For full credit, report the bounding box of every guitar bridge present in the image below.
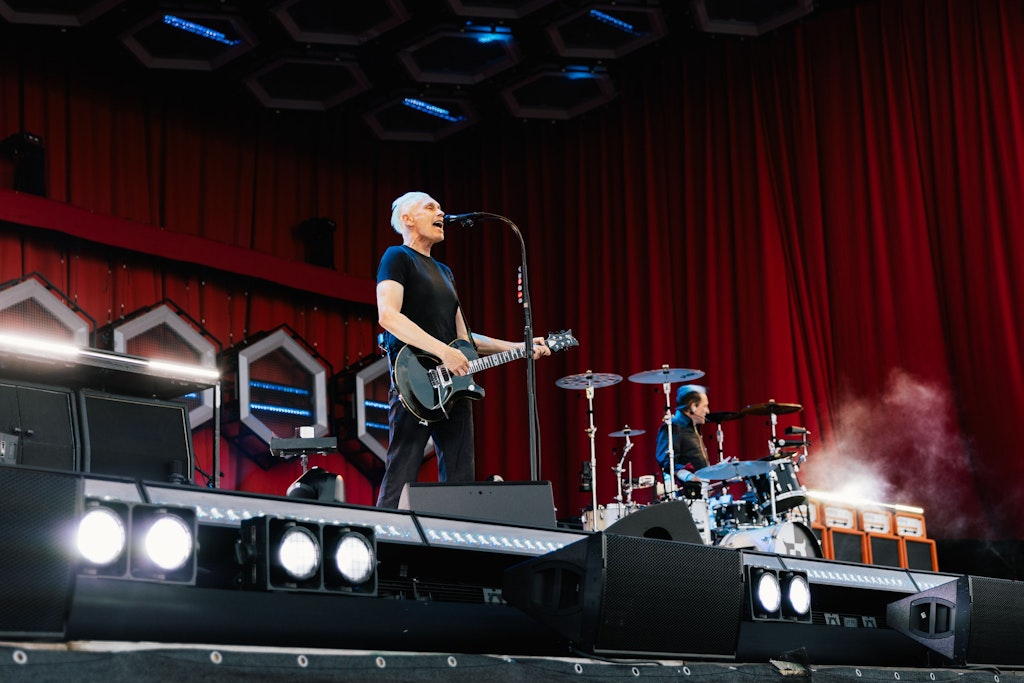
[429,366,454,389]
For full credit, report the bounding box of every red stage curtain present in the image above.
[1,0,1022,539]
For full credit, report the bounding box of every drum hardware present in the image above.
[557,371,622,520]
[705,410,744,464]
[628,365,705,495]
[741,399,802,458]
[608,425,644,508]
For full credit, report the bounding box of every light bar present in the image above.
[163,14,242,46]
[589,9,640,36]
[416,515,587,556]
[807,489,925,515]
[402,98,466,122]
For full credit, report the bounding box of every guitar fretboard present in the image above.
[468,345,526,374]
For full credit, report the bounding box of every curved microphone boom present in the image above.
[443,212,484,226]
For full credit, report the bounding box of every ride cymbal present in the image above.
[694,460,773,480]
[555,371,623,390]
[741,400,803,416]
[628,367,705,384]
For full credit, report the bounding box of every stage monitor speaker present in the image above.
[80,391,194,484]
[503,532,744,658]
[399,481,557,528]
[888,574,1024,666]
[0,465,81,638]
[604,499,702,544]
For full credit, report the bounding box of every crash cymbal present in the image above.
[694,459,773,481]
[609,426,646,438]
[705,411,744,423]
[741,400,803,416]
[555,371,623,390]
[628,366,705,384]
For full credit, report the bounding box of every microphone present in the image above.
[443,212,483,226]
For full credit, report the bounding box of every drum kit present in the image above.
[557,367,821,557]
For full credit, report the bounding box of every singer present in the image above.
[374,191,551,508]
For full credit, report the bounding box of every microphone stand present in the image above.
[459,212,540,480]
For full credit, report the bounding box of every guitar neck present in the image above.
[468,345,526,374]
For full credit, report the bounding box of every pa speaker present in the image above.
[0,465,81,637]
[399,481,557,528]
[604,500,703,544]
[887,574,1024,666]
[504,532,744,658]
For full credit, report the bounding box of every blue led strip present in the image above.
[364,400,389,410]
[250,381,310,396]
[402,98,466,123]
[366,422,389,431]
[164,14,243,46]
[249,403,312,417]
[589,9,640,36]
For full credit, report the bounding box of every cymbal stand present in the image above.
[766,411,780,457]
[611,429,636,507]
[716,422,726,463]
[661,379,677,494]
[584,381,599,518]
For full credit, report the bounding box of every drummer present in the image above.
[655,384,711,487]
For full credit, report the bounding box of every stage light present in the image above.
[163,14,242,46]
[782,572,812,620]
[324,526,377,594]
[141,515,194,572]
[402,97,467,122]
[747,566,813,623]
[278,524,321,582]
[76,501,197,583]
[237,516,377,594]
[750,568,782,618]
[77,505,128,567]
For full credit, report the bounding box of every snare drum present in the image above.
[749,460,807,515]
[582,503,633,532]
[717,521,822,557]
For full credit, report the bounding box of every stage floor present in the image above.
[2,642,1022,683]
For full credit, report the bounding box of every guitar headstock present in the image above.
[545,329,579,353]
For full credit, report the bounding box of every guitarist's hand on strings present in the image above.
[441,346,471,376]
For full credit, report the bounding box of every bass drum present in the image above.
[717,521,822,558]
[582,503,635,532]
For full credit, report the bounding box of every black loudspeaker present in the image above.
[604,500,702,544]
[904,537,938,571]
[828,528,865,563]
[0,466,81,637]
[867,533,903,567]
[80,391,195,483]
[399,481,557,528]
[888,574,1024,666]
[504,532,744,658]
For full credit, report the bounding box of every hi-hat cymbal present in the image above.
[741,400,803,416]
[628,366,705,384]
[555,371,623,390]
[694,460,773,481]
[609,427,646,438]
[706,411,744,423]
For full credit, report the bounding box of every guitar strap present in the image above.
[443,267,478,352]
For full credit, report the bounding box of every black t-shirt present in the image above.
[376,245,460,358]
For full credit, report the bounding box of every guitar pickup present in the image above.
[430,366,454,389]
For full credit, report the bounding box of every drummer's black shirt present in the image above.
[655,409,709,478]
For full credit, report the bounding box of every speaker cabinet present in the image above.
[0,382,77,471]
[826,527,866,564]
[504,533,744,658]
[0,465,81,637]
[80,391,194,483]
[903,537,938,571]
[865,532,906,568]
[399,481,557,528]
[604,500,703,544]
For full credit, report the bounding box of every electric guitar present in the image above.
[393,330,579,423]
